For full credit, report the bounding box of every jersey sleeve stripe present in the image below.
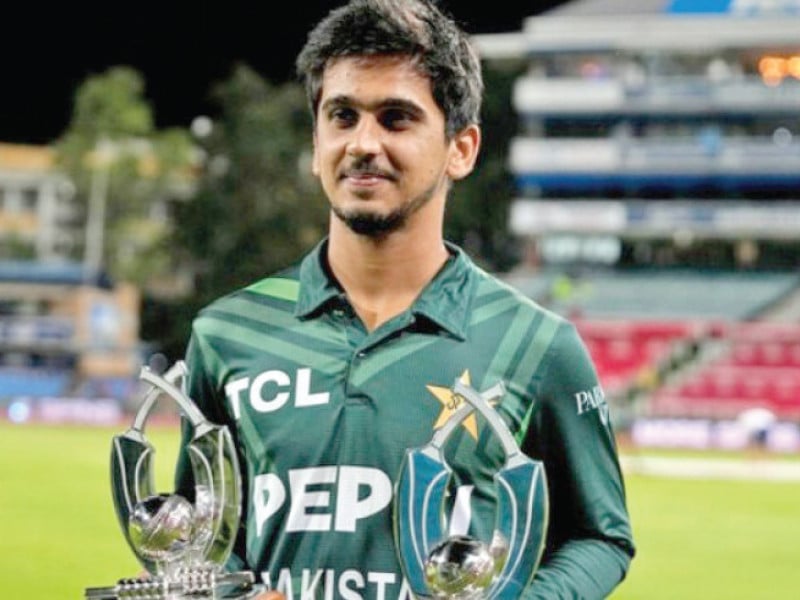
[245,277,300,301]
[194,318,346,375]
[210,298,344,347]
[481,306,539,391]
[509,314,562,389]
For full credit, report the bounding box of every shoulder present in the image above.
[473,267,594,375]
[472,265,571,331]
[192,263,302,336]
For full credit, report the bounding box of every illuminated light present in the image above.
[580,60,606,79]
[758,56,787,85]
[788,56,800,80]
[7,400,32,424]
[758,56,784,73]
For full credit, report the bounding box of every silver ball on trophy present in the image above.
[424,535,496,599]
[128,494,195,562]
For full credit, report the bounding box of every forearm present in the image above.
[524,538,632,599]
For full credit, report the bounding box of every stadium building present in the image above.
[475,0,800,451]
[0,261,141,426]
[0,143,78,260]
[0,142,186,423]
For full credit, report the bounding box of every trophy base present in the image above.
[85,569,265,599]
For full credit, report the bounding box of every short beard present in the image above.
[332,182,438,239]
[332,207,405,237]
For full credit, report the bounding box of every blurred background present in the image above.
[1,1,799,598]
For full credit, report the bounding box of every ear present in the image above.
[446,124,481,181]
[311,130,321,177]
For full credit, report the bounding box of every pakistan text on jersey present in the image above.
[575,385,609,425]
[262,568,414,600]
[575,385,608,425]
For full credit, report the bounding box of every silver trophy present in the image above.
[85,360,264,599]
[394,380,549,599]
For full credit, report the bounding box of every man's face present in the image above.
[312,55,475,237]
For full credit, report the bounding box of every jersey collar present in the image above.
[295,239,476,340]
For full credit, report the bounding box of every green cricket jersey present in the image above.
[176,240,634,599]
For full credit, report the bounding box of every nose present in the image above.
[347,115,382,158]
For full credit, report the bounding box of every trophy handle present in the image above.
[489,457,548,599]
[185,424,242,567]
[110,431,158,573]
[110,362,187,574]
[394,444,450,593]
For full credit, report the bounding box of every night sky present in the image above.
[2,1,566,145]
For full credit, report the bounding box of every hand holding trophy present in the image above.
[85,360,265,599]
[394,380,549,599]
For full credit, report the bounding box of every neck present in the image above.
[327,220,449,331]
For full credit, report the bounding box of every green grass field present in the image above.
[1,422,799,599]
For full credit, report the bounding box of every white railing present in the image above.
[509,136,800,174]
[514,75,800,114]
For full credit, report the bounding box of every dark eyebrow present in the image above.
[320,95,425,119]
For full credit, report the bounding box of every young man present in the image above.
[177,1,635,598]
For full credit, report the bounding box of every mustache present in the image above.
[339,158,396,180]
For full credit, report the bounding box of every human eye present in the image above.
[380,107,415,131]
[329,106,358,128]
